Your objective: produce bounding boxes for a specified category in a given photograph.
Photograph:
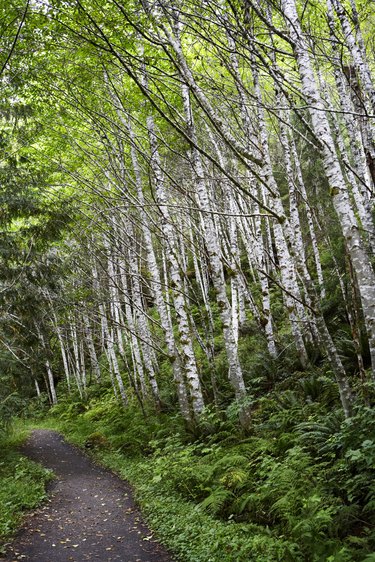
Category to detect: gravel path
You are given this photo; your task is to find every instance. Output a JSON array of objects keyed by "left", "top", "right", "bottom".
[{"left": 2, "top": 430, "right": 173, "bottom": 562}]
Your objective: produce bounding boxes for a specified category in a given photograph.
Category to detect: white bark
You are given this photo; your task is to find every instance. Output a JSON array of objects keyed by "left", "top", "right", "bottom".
[
  {"left": 147, "top": 112, "right": 204, "bottom": 418},
  {"left": 125, "top": 231, "right": 161, "bottom": 403},
  {"left": 36, "top": 327, "right": 57, "bottom": 405},
  {"left": 180, "top": 81, "right": 246, "bottom": 399},
  {"left": 70, "top": 319, "right": 84, "bottom": 391},
  {"left": 79, "top": 338, "right": 86, "bottom": 389},
  {"left": 251, "top": 56, "right": 309, "bottom": 365},
  {"left": 128, "top": 119, "right": 190, "bottom": 419},
  {"left": 34, "top": 379, "right": 41, "bottom": 398},
  {"left": 158, "top": 20, "right": 262, "bottom": 167},
  {"left": 331, "top": 0, "right": 375, "bottom": 114},
  {"left": 54, "top": 318, "right": 71, "bottom": 391},
  {"left": 282, "top": 0, "right": 374, "bottom": 406},
  {"left": 45, "top": 358, "right": 57, "bottom": 406},
  {"left": 288, "top": 131, "right": 326, "bottom": 298},
  {"left": 326, "top": 0, "right": 375, "bottom": 249},
  {"left": 93, "top": 260, "right": 128, "bottom": 404},
  {"left": 82, "top": 311, "right": 101, "bottom": 382}
]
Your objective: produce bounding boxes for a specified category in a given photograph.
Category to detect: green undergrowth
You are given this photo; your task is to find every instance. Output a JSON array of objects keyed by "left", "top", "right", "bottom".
[
  {"left": 0, "top": 425, "right": 54, "bottom": 552},
  {"left": 96, "top": 449, "right": 296, "bottom": 562},
  {"left": 34, "top": 381, "right": 375, "bottom": 562}
]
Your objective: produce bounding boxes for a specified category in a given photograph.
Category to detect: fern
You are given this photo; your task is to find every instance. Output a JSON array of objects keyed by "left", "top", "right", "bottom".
[
  {"left": 298, "top": 375, "right": 338, "bottom": 405},
  {"left": 219, "top": 468, "right": 248, "bottom": 490},
  {"left": 211, "top": 453, "right": 248, "bottom": 475},
  {"left": 296, "top": 410, "right": 344, "bottom": 457},
  {"left": 363, "top": 483, "right": 375, "bottom": 518},
  {"left": 234, "top": 493, "right": 254, "bottom": 515},
  {"left": 197, "top": 487, "right": 234, "bottom": 516}
]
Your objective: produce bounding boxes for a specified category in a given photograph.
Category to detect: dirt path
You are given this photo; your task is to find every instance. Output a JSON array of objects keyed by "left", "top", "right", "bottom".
[{"left": 2, "top": 430, "right": 173, "bottom": 562}]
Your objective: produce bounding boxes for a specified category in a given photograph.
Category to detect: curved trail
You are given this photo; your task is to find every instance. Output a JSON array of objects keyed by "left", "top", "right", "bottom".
[{"left": 3, "top": 430, "right": 173, "bottom": 562}]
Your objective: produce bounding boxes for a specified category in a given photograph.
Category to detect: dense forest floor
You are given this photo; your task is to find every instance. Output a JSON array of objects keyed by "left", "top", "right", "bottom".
[
  {"left": 1, "top": 385, "right": 375, "bottom": 562},
  {"left": 1, "top": 429, "right": 172, "bottom": 562},
  {"left": 2, "top": 386, "right": 372, "bottom": 562}
]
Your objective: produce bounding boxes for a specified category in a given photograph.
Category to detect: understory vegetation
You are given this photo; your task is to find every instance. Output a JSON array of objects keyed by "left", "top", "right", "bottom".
[
  {"left": 0, "top": 429, "right": 53, "bottom": 552},
  {"left": 32, "top": 371, "right": 375, "bottom": 562}
]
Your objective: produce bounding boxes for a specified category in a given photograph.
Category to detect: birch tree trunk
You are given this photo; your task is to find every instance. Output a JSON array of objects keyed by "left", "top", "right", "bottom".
[
  {"left": 82, "top": 310, "right": 101, "bottom": 382},
  {"left": 92, "top": 260, "right": 128, "bottom": 404},
  {"left": 251, "top": 56, "right": 309, "bottom": 366},
  {"left": 53, "top": 316, "right": 71, "bottom": 391},
  {"left": 36, "top": 327, "right": 57, "bottom": 405},
  {"left": 146, "top": 110, "right": 205, "bottom": 419},
  {"left": 282, "top": 0, "right": 375, "bottom": 409},
  {"left": 180, "top": 80, "right": 246, "bottom": 400},
  {"left": 128, "top": 118, "right": 191, "bottom": 420},
  {"left": 331, "top": 0, "right": 375, "bottom": 114}
]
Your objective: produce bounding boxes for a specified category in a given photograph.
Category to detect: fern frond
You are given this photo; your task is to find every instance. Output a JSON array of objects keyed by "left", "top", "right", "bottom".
[
  {"left": 212, "top": 453, "right": 248, "bottom": 475},
  {"left": 220, "top": 468, "right": 248, "bottom": 490},
  {"left": 197, "top": 487, "right": 234, "bottom": 516}
]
